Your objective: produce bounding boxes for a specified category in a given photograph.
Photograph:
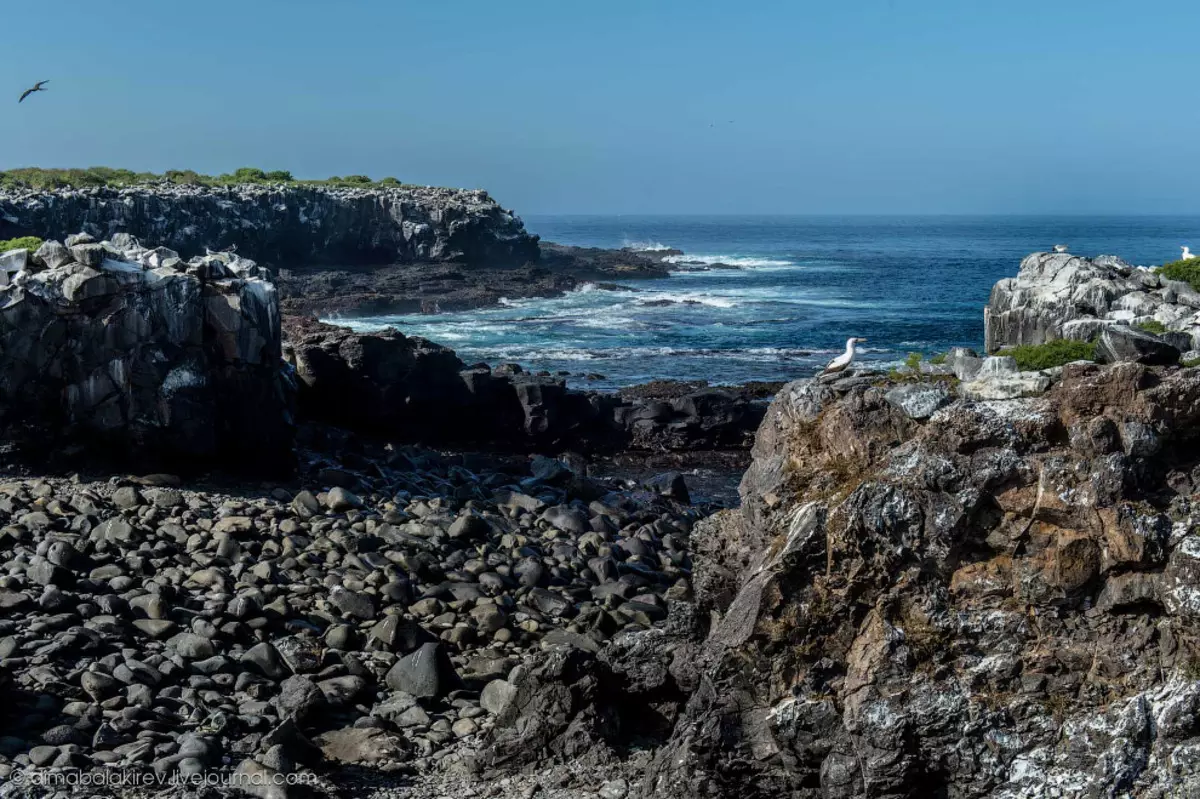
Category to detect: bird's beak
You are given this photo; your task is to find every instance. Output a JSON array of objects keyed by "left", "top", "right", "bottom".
[{"left": 857, "top": 337, "right": 867, "bottom": 343}]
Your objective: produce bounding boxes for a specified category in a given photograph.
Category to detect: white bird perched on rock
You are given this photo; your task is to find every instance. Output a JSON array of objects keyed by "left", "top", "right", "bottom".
[
  {"left": 1053, "top": 244, "right": 1069, "bottom": 253},
  {"left": 820, "top": 336, "right": 867, "bottom": 376},
  {"left": 1182, "top": 246, "right": 1195, "bottom": 261}
]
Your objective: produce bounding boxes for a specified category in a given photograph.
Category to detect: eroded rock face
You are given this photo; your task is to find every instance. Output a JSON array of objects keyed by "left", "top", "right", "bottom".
[
  {"left": 0, "top": 184, "right": 540, "bottom": 267},
  {"left": 0, "top": 234, "right": 292, "bottom": 471},
  {"left": 985, "top": 251, "right": 1200, "bottom": 353},
  {"left": 630, "top": 362, "right": 1200, "bottom": 797},
  {"left": 468, "top": 363, "right": 1200, "bottom": 796},
  {"left": 283, "top": 318, "right": 764, "bottom": 452}
]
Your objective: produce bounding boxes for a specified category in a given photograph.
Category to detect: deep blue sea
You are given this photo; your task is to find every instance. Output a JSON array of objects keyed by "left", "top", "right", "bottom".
[{"left": 342, "top": 216, "right": 1200, "bottom": 389}]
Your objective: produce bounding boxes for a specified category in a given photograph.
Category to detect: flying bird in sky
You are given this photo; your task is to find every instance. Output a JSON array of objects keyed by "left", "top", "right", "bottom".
[{"left": 19, "top": 80, "right": 49, "bottom": 103}]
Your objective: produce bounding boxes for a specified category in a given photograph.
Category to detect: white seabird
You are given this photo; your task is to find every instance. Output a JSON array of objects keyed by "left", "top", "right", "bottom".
[
  {"left": 1182, "top": 246, "right": 1195, "bottom": 261},
  {"left": 1053, "top": 244, "right": 1069, "bottom": 253},
  {"left": 820, "top": 337, "right": 867, "bottom": 376}
]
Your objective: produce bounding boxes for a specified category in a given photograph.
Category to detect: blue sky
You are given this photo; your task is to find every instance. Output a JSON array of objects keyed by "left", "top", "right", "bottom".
[{"left": 4, "top": 0, "right": 1200, "bottom": 214}]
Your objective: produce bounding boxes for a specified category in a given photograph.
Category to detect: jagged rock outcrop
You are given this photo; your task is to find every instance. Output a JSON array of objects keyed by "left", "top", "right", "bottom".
[
  {"left": 474, "top": 362, "right": 1200, "bottom": 797},
  {"left": 0, "top": 233, "right": 292, "bottom": 471},
  {"left": 985, "top": 251, "right": 1200, "bottom": 353},
  {"left": 634, "top": 363, "right": 1200, "bottom": 797},
  {"left": 283, "top": 318, "right": 764, "bottom": 452},
  {"left": 0, "top": 183, "right": 540, "bottom": 267}
]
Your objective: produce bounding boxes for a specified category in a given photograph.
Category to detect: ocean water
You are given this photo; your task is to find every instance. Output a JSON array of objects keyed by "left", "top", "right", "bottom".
[{"left": 341, "top": 216, "right": 1199, "bottom": 390}]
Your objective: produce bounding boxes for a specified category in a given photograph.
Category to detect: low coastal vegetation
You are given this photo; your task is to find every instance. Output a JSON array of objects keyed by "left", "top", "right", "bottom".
[
  {"left": 886, "top": 351, "right": 958, "bottom": 385},
  {"left": 0, "top": 236, "right": 43, "bottom": 252},
  {"left": 1157, "top": 258, "right": 1200, "bottom": 292},
  {"left": 1135, "top": 319, "right": 1168, "bottom": 335},
  {"left": 0, "top": 167, "right": 411, "bottom": 190},
  {"left": 1001, "top": 339, "right": 1095, "bottom": 371}
]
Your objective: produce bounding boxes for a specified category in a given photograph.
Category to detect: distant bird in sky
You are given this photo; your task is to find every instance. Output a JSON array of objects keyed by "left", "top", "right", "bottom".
[
  {"left": 1182, "top": 246, "right": 1195, "bottom": 261},
  {"left": 820, "top": 337, "right": 867, "bottom": 376},
  {"left": 18, "top": 80, "right": 49, "bottom": 103}
]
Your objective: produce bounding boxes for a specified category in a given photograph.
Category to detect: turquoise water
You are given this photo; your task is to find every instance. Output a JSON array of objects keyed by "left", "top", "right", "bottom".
[{"left": 342, "top": 215, "right": 1199, "bottom": 389}]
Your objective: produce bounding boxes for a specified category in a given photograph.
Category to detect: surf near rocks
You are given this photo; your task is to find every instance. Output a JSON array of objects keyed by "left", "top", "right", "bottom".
[{"left": 283, "top": 317, "right": 765, "bottom": 453}]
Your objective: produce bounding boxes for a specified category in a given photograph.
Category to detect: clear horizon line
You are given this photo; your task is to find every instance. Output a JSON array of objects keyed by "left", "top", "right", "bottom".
[{"left": 522, "top": 211, "right": 1200, "bottom": 218}]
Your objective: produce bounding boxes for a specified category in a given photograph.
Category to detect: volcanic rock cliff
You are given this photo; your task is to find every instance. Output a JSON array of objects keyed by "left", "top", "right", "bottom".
[
  {"left": 0, "top": 184, "right": 540, "bottom": 267},
  {"left": 473, "top": 364, "right": 1200, "bottom": 798},
  {"left": 0, "top": 233, "right": 292, "bottom": 472}
]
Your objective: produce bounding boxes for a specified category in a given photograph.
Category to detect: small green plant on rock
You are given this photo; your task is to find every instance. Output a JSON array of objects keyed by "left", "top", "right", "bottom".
[
  {"left": 0, "top": 236, "right": 43, "bottom": 252},
  {"left": 1000, "top": 339, "right": 1095, "bottom": 371},
  {"left": 1135, "top": 319, "right": 1168, "bottom": 335}
]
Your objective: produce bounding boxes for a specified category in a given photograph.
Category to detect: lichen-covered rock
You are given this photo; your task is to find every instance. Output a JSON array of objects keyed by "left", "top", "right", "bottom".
[
  {"left": 985, "top": 251, "right": 1200, "bottom": 353},
  {"left": 0, "top": 234, "right": 292, "bottom": 471},
  {"left": 626, "top": 362, "right": 1200, "bottom": 797},
  {"left": 0, "top": 183, "right": 540, "bottom": 267}
]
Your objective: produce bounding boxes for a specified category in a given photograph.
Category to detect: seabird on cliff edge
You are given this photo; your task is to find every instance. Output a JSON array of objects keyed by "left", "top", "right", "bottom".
[
  {"left": 18, "top": 80, "right": 48, "bottom": 103},
  {"left": 1182, "top": 246, "right": 1195, "bottom": 261},
  {"left": 820, "top": 337, "right": 867, "bottom": 376}
]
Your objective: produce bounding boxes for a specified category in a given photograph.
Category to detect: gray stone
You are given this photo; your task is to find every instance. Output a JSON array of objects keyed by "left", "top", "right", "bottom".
[
  {"left": 325, "top": 487, "right": 363, "bottom": 512},
  {"left": 167, "top": 632, "right": 214, "bottom": 659},
  {"left": 885, "top": 382, "right": 953, "bottom": 420},
  {"left": 1095, "top": 325, "right": 1181, "bottom": 365},
  {"left": 480, "top": 678, "right": 518, "bottom": 715},
  {"left": 385, "top": 642, "right": 456, "bottom": 699}
]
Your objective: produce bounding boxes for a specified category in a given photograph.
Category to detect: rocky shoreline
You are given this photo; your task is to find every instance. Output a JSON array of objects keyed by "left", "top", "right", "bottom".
[
  {"left": 276, "top": 242, "right": 675, "bottom": 318},
  {"left": 0, "top": 184, "right": 712, "bottom": 319},
  {"left": 6, "top": 189, "right": 1200, "bottom": 798}
]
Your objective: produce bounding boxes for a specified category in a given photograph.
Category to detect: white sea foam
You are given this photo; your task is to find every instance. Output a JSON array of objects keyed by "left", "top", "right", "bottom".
[
  {"left": 636, "top": 292, "right": 738, "bottom": 309},
  {"left": 622, "top": 239, "right": 676, "bottom": 252},
  {"left": 663, "top": 254, "right": 795, "bottom": 269},
  {"left": 462, "top": 345, "right": 834, "bottom": 362}
]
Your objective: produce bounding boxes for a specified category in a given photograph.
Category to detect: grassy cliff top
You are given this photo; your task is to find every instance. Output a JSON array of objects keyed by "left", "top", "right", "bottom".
[{"left": 0, "top": 167, "right": 416, "bottom": 191}]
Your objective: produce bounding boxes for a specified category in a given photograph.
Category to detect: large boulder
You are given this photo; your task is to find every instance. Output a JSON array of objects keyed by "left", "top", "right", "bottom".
[
  {"left": 283, "top": 316, "right": 473, "bottom": 441},
  {"left": 0, "top": 235, "right": 292, "bottom": 471},
  {"left": 1095, "top": 324, "right": 1181, "bottom": 365}
]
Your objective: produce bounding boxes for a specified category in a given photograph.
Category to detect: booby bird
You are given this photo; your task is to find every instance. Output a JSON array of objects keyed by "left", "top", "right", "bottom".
[
  {"left": 1053, "top": 244, "right": 1069, "bottom": 253},
  {"left": 1182, "top": 246, "right": 1195, "bottom": 261},
  {"left": 820, "top": 337, "right": 867, "bottom": 376},
  {"left": 18, "top": 80, "right": 48, "bottom": 103}
]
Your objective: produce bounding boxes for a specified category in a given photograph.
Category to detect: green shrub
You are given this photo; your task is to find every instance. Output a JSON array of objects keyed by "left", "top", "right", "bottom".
[
  {"left": 1000, "top": 339, "right": 1095, "bottom": 371},
  {"left": 1158, "top": 259, "right": 1200, "bottom": 292},
  {"left": 929, "top": 352, "right": 947, "bottom": 365},
  {"left": 230, "top": 167, "right": 268, "bottom": 182},
  {"left": 1135, "top": 319, "right": 1168, "bottom": 335},
  {"left": 1184, "top": 357, "right": 1200, "bottom": 368},
  {"left": 165, "top": 169, "right": 207, "bottom": 185},
  {"left": 0, "top": 166, "right": 407, "bottom": 189},
  {"left": 0, "top": 236, "right": 43, "bottom": 252}
]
